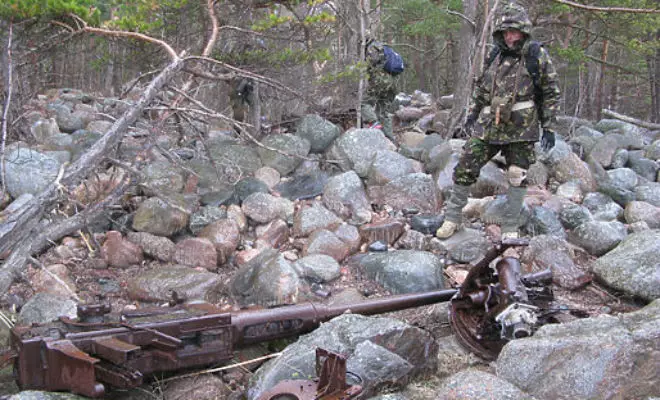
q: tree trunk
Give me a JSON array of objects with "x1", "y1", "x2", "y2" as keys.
[
  {"x1": 595, "y1": 40, "x2": 609, "y2": 119},
  {"x1": 650, "y1": 31, "x2": 660, "y2": 123},
  {"x1": 448, "y1": 0, "x2": 479, "y2": 134}
]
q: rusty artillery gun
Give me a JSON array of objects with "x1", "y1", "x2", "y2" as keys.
[{"x1": 2, "y1": 244, "x2": 554, "y2": 399}]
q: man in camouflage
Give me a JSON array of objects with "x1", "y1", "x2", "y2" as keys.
[
  {"x1": 436, "y1": 2, "x2": 561, "y2": 240},
  {"x1": 362, "y1": 39, "x2": 397, "y2": 140}
]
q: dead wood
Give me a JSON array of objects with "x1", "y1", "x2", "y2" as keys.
[
  {"x1": 601, "y1": 109, "x2": 660, "y2": 130},
  {"x1": 0, "y1": 56, "x2": 185, "y2": 296}
]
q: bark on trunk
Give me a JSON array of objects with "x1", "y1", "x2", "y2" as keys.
[{"x1": 448, "y1": 0, "x2": 479, "y2": 134}]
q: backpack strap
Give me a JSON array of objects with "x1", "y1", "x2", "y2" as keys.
[
  {"x1": 524, "y1": 41, "x2": 543, "y2": 120},
  {"x1": 484, "y1": 45, "x2": 501, "y2": 71},
  {"x1": 524, "y1": 41, "x2": 542, "y2": 92}
]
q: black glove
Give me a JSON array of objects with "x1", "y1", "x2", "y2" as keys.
[{"x1": 541, "y1": 129, "x2": 555, "y2": 152}]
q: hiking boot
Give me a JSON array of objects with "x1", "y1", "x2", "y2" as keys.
[{"x1": 436, "y1": 220, "x2": 459, "y2": 239}]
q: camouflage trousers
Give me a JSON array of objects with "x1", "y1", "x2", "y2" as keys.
[
  {"x1": 362, "y1": 95, "x2": 395, "y2": 140},
  {"x1": 453, "y1": 138, "x2": 536, "y2": 186}
]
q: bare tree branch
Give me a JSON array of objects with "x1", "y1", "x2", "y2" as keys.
[
  {"x1": 551, "y1": 0, "x2": 660, "y2": 14},
  {"x1": 0, "y1": 20, "x2": 13, "y2": 199}
]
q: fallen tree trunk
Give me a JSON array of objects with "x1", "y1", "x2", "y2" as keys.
[
  {"x1": 0, "y1": 56, "x2": 185, "y2": 296},
  {"x1": 601, "y1": 109, "x2": 660, "y2": 130}
]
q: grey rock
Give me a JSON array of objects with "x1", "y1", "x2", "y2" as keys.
[
  {"x1": 607, "y1": 167, "x2": 638, "y2": 191},
  {"x1": 400, "y1": 133, "x2": 445, "y2": 162},
  {"x1": 591, "y1": 232, "x2": 660, "y2": 300},
  {"x1": 590, "y1": 134, "x2": 622, "y2": 168},
  {"x1": 358, "y1": 250, "x2": 445, "y2": 293},
  {"x1": 410, "y1": 214, "x2": 444, "y2": 235},
  {"x1": 85, "y1": 120, "x2": 112, "y2": 135},
  {"x1": 207, "y1": 141, "x2": 263, "y2": 176},
  {"x1": 242, "y1": 192, "x2": 293, "y2": 224},
  {"x1": 611, "y1": 148, "x2": 629, "y2": 169},
  {"x1": 293, "y1": 202, "x2": 342, "y2": 237},
  {"x1": 437, "y1": 228, "x2": 490, "y2": 264},
  {"x1": 555, "y1": 181, "x2": 584, "y2": 203},
  {"x1": 257, "y1": 134, "x2": 311, "y2": 175},
  {"x1": 295, "y1": 114, "x2": 341, "y2": 153},
  {"x1": 161, "y1": 374, "x2": 229, "y2": 400},
  {"x1": 234, "y1": 177, "x2": 270, "y2": 204},
  {"x1": 370, "y1": 173, "x2": 442, "y2": 213},
  {"x1": 127, "y1": 265, "x2": 224, "y2": 303},
  {"x1": 568, "y1": 220, "x2": 627, "y2": 256},
  {"x1": 52, "y1": 104, "x2": 85, "y2": 133},
  {"x1": 30, "y1": 118, "x2": 60, "y2": 143},
  {"x1": 526, "y1": 161, "x2": 549, "y2": 187},
  {"x1": 367, "y1": 150, "x2": 420, "y2": 186},
  {"x1": 189, "y1": 206, "x2": 228, "y2": 235},
  {"x1": 521, "y1": 235, "x2": 591, "y2": 289},
  {"x1": 126, "y1": 231, "x2": 175, "y2": 262},
  {"x1": 395, "y1": 229, "x2": 427, "y2": 250},
  {"x1": 524, "y1": 206, "x2": 566, "y2": 239},
  {"x1": 142, "y1": 160, "x2": 185, "y2": 195},
  {"x1": 327, "y1": 128, "x2": 396, "y2": 177},
  {"x1": 582, "y1": 192, "x2": 624, "y2": 222},
  {"x1": 18, "y1": 293, "x2": 77, "y2": 325},
  {"x1": 497, "y1": 300, "x2": 660, "y2": 399},
  {"x1": 303, "y1": 229, "x2": 350, "y2": 262},
  {"x1": 558, "y1": 202, "x2": 592, "y2": 230},
  {"x1": 624, "y1": 201, "x2": 660, "y2": 229},
  {"x1": 323, "y1": 171, "x2": 372, "y2": 225},
  {"x1": 247, "y1": 314, "x2": 437, "y2": 400},
  {"x1": 275, "y1": 171, "x2": 329, "y2": 200},
  {"x1": 471, "y1": 161, "x2": 508, "y2": 198},
  {"x1": 636, "y1": 182, "x2": 660, "y2": 207},
  {"x1": 4, "y1": 148, "x2": 61, "y2": 198},
  {"x1": 231, "y1": 249, "x2": 301, "y2": 307},
  {"x1": 293, "y1": 254, "x2": 341, "y2": 283},
  {"x1": 436, "y1": 370, "x2": 533, "y2": 400},
  {"x1": 551, "y1": 151, "x2": 596, "y2": 191},
  {"x1": 254, "y1": 166, "x2": 281, "y2": 189},
  {"x1": 482, "y1": 195, "x2": 530, "y2": 227},
  {"x1": 645, "y1": 139, "x2": 660, "y2": 160},
  {"x1": 628, "y1": 151, "x2": 659, "y2": 182},
  {"x1": 574, "y1": 125, "x2": 604, "y2": 139},
  {"x1": 132, "y1": 196, "x2": 189, "y2": 237}
]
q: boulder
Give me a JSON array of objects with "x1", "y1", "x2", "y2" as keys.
[{"x1": 497, "y1": 300, "x2": 660, "y2": 399}]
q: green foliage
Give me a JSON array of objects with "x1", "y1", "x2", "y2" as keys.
[
  {"x1": 0, "y1": 0, "x2": 100, "y2": 23},
  {"x1": 101, "y1": 0, "x2": 190, "y2": 32},
  {"x1": 317, "y1": 62, "x2": 366, "y2": 84},
  {"x1": 554, "y1": 45, "x2": 587, "y2": 64},
  {"x1": 0, "y1": 0, "x2": 190, "y2": 33},
  {"x1": 251, "y1": 13, "x2": 293, "y2": 31}
]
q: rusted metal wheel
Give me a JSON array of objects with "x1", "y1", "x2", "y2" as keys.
[{"x1": 450, "y1": 301, "x2": 506, "y2": 360}]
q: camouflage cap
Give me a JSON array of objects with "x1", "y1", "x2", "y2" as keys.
[{"x1": 494, "y1": 2, "x2": 532, "y2": 36}]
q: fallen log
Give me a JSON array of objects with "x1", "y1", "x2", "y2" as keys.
[
  {"x1": 0, "y1": 56, "x2": 185, "y2": 295},
  {"x1": 601, "y1": 109, "x2": 660, "y2": 130}
]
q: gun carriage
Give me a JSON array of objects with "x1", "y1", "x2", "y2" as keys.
[{"x1": 1, "y1": 244, "x2": 555, "y2": 399}]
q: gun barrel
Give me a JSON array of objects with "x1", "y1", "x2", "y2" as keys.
[{"x1": 231, "y1": 289, "x2": 457, "y2": 346}]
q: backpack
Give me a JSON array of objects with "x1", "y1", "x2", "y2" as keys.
[{"x1": 382, "y1": 45, "x2": 405, "y2": 75}]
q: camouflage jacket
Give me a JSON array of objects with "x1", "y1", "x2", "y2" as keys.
[
  {"x1": 365, "y1": 41, "x2": 397, "y2": 103},
  {"x1": 469, "y1": 2, "x2": 561, "y2": 144}
]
